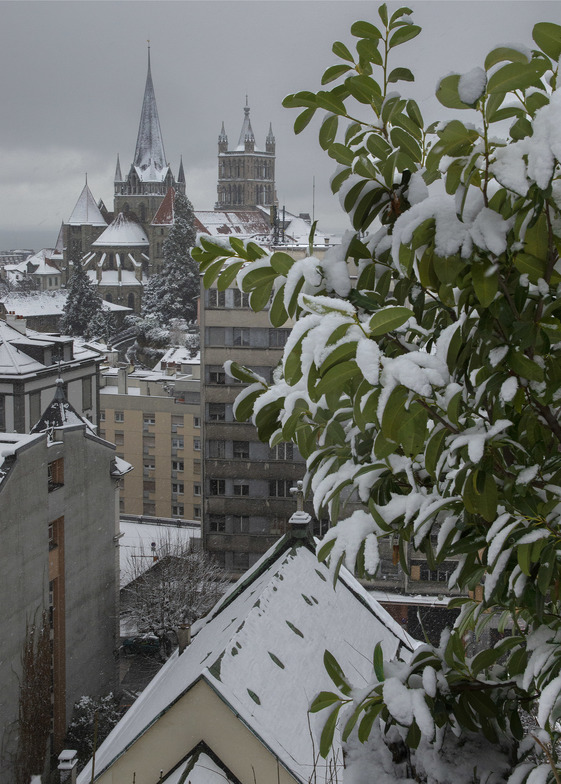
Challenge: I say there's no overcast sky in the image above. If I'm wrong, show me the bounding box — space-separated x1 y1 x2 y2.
0 0 558 251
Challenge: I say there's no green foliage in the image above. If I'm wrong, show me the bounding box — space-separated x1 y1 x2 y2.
193 8 561 783
142 191 200 325
61 253 103 338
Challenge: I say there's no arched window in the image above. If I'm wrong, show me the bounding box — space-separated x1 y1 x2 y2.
105 293 113 303
140 203 146 223
127 292 135 310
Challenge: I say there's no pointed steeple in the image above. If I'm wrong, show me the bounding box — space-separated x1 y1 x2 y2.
266 122 275 153
237 98 255 150
177 156 185 184
31 377 96 436
219 121 228 144
114 154 123 182
68 182 107 226
133 46 167 179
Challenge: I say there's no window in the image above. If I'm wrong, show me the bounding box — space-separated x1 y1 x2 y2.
28 390 41 428
143 502 156 516
233 327 250 347
210 479 225 495
171 415 183 428
172 460 184 471
172 504 184 517
209 514 226 532
233 441 250 459
100 409 106 422
144 460 156 472
171 437 184 449
143 435 156 452
114 431 124 446
209 368 226 384
269 329 290 348
115 411 124 423
82 377 92 410
193 438 201 451
172 482 184 494
269 479 293 497
143 480 156 493
208 327 225 346
99 429 106 439
143 415 156 426
194 483 201 496
208 440 226 458
208 403 225 422
233 515 249 532
233 290 250 308
194 506 201 519
234 482 250 496
270 442 294 461
194 416 200 428
48 458 64 491
193 459 201 475
208 289 226 307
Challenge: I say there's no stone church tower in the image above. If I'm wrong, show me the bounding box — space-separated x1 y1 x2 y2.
215 100 276 210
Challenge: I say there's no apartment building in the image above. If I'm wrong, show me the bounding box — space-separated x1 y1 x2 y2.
0 415 128 781
99 355 200 521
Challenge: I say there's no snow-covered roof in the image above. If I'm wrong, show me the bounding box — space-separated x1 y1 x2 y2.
92 213 149 247
153 345 200 370
119 521 200 587
236 103 259 151
195 210 272 238
151 187 175 226
0 433 43 485
133 51 167 181
1 292 129 317
79 530 416 784
68 183 107 226
86 269 145 287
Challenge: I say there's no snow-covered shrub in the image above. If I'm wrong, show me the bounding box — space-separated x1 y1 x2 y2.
193 6 561 782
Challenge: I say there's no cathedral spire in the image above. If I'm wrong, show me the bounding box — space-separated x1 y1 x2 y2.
177 155 185 184
133 47 167 177
237 100 255 149
114 154 123 182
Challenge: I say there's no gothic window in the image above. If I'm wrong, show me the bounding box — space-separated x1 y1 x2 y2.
140 203 146 222
105 293 113 303
127 292 135 310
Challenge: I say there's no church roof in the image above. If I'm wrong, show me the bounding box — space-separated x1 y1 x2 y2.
195 210 272 239
133 49 167 182
92 213 149 247
236 101 258 150
78 528 415 784
68 183 107 226
30 378 96 435
151 187 175 226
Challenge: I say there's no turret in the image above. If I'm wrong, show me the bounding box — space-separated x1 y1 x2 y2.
266 123 275 154
218 122 228 154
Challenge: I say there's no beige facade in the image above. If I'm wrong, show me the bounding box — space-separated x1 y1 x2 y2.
99 363 201 521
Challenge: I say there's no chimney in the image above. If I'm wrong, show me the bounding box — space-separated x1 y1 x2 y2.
58 749 78 784
5 312 27 334
177 624 192 654
117 366 128 394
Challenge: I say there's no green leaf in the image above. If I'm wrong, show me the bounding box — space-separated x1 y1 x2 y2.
436 74 473 110
484 46 531 70
537 549 556 596
425 427 447 479
320 704 341 758
270 251 294 276
510 351 544 382
388 67 415 83
233 387 262 422
356 38 383 67
228 361 264 385
472 262 498 308
203 257 228 289
381 386 408 443
319 114 339 150
351 20 383 39
366 133 392 159
310 691 342 713
373 642 385 682
324 650 352 696
328 143 355 166
315 90 346 115
378 3 388 25
315 361 358 399
390 127 422 162
514 252 547 284
533 22 561 60
398 401 428 457
487 62 542 94
269 286 288 327
388 24 421 48
294 107 317 134
322 64 352 85
332 41 355 62
216 261 244 290
346 74 382 104
369 306 411 336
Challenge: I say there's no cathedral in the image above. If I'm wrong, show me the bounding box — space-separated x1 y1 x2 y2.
59 52 278 313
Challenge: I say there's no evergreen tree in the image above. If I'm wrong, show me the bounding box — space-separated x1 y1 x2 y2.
142 192 199 325
194 10 561 783
61 254 103 338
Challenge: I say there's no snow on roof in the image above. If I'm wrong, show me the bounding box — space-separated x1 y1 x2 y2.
119 521 200 587
92 213 149 247
161 749 235 784
68 183 107 226
0 432 43 484
133 53 167 179
195 210 271 238
153 345 200 370
80 535 415 784
86 269 145 287
1 291 67 316
111 456 133 479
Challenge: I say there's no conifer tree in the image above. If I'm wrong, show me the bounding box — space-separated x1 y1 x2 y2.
61 253 103 338
142 192 199 324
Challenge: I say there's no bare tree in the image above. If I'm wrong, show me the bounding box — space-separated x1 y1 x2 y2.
122 534 228 645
